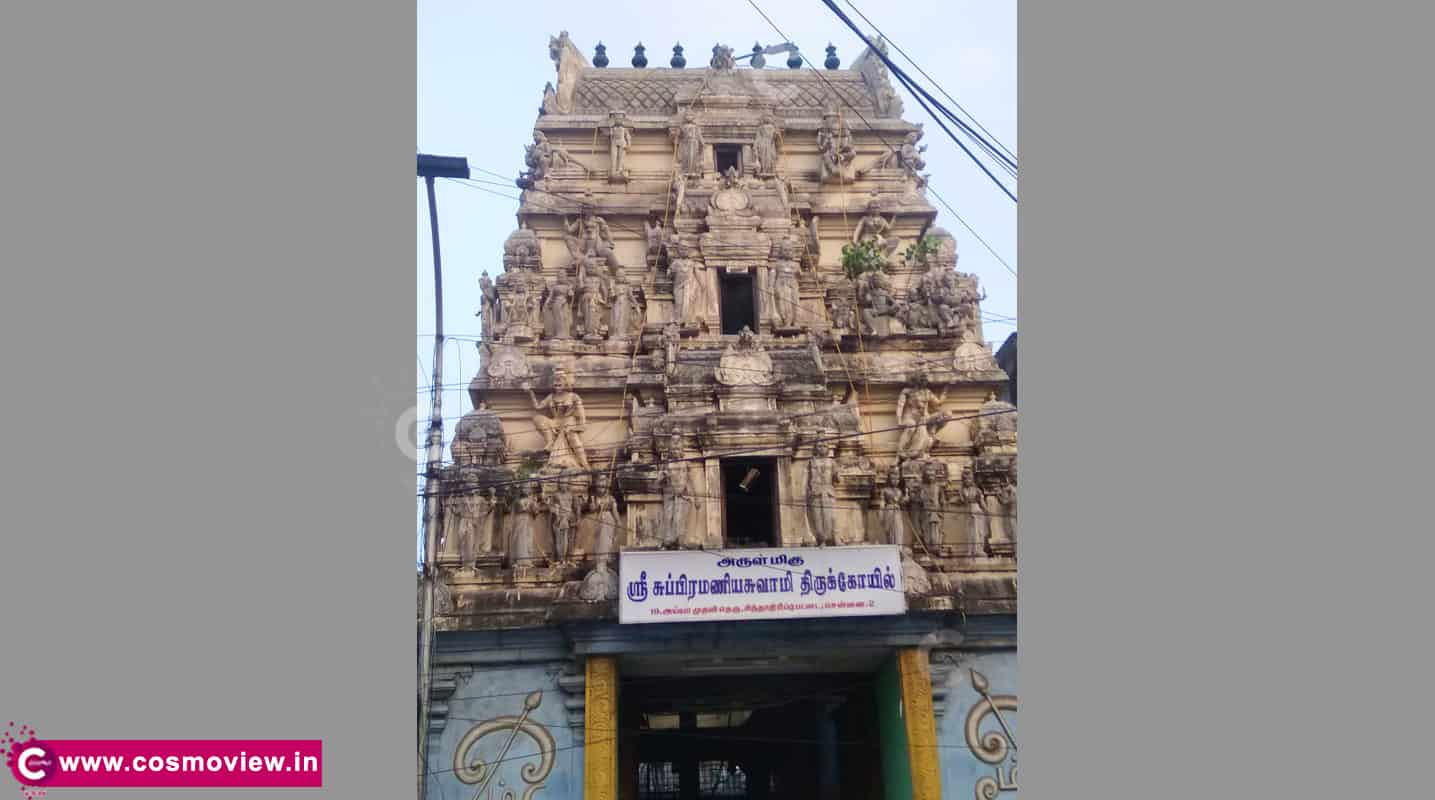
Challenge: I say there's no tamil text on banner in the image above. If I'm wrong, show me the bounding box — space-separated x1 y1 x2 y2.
619 545 907 624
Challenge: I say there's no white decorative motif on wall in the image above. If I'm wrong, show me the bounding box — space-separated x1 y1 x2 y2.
964 669 1018 799
452 690 557 800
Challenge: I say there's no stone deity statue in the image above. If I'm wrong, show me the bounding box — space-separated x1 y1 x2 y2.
817 111 855 183
668 243 711 328
587 475 621 560
611 283 642 339
607 112 631 178
916 464 946 548
858 272 898 335
547 484 580 561
507 484 541 565
644 218 667 266
575 270 611 338
526 370 590 471
772 254 802 328
753 115 783 176
959 467 988 558
878 468 910 548
806 442 839 546
541 281 574 339
478 272 498 339
656 435 696 549
895 373 949 460
674 112 705 177
563 213 622 272
852 199 900 263
453 486 497 565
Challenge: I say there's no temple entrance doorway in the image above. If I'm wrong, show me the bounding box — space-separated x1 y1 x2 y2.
622 672 883 800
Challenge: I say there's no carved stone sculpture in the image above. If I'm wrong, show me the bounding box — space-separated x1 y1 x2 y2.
526 370 590 471
852 198 901 263
674 112 704 177
970 390 1017 453
544 31 586 114
668 243 713 329
959 466 988 558
563 213 622 273
817 110 856 183
579 557 619 602
656 435 697 549
484 342 532 381
753 114 783 176
710 44 736 71
524 286 543 332
541 282 575 339
575 270 611 338
858 271 899 336
995 475 1017 553
547 484 580 561
452 401 505 466
771 244 802 328
873 126 927 185
587 475 621 559
446 485 497 566
626 393 664 462
901 550 932 594
660 322 681 378
606 112 631 179
953 330 999 372
478 272 498 340
807 442 839 546
507 484 541 565
829 294 856 331
523 131 575 183
852 37 903 118
915 462 946 548
878 467 910 548
895 373 950 460
608 281 641 340
644 218 667 266
502 224 543 272
716 326 776 386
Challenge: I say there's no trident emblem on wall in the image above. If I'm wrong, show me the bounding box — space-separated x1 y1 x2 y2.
453 690 557 800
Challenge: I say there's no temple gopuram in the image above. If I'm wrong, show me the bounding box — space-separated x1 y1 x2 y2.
425 33 1017 800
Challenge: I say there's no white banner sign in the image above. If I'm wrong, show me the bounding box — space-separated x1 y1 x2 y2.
619 545 908 624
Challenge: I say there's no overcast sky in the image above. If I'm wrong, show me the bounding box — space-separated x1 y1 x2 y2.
416 0 1015 470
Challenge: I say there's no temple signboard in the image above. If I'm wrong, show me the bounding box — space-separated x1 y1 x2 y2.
619 545 908 624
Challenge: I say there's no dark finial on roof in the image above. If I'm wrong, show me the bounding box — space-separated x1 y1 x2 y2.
632 42 648 68
593 42 609 68
670 43 686 68
750 43 766 69
824 44 840 69
787 49 803 69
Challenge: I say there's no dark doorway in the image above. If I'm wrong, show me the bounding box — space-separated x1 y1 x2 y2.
719 272 756 335
714 144 742 174
626 674 883 800
720 457 776 548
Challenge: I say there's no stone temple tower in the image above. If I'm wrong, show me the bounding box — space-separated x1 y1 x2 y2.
426 33 1017 800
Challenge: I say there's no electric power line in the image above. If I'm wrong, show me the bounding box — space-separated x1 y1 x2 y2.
839 0 1016 164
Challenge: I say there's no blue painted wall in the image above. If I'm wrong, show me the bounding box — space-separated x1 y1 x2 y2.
936 650 1018 799
427 663 582 800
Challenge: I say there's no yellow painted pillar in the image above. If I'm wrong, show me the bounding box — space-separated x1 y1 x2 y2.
584 655 619 800
897 647 943 800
